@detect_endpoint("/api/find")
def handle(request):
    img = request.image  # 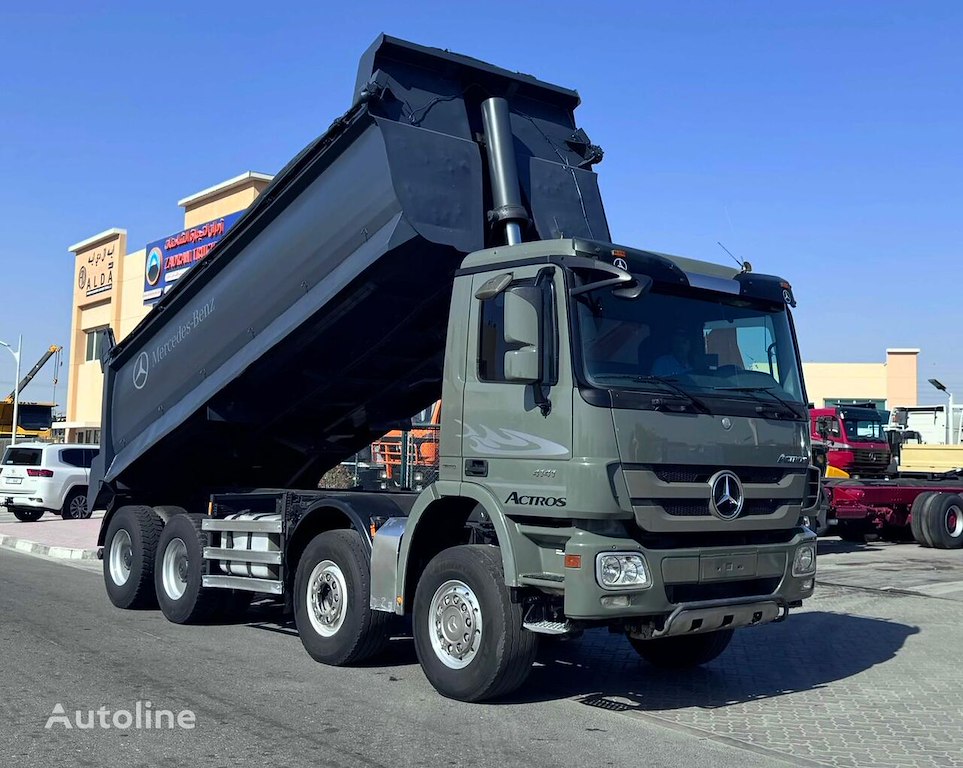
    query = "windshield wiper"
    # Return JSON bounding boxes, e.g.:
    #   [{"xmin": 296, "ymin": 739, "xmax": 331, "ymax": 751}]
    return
[
  {"xmin": 633, "ymin": 376, "xmax": 712, "ymax": 414},
  {"xmin": 710, "ymin": 385, "xmax": 802, "ymax": 419}
]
